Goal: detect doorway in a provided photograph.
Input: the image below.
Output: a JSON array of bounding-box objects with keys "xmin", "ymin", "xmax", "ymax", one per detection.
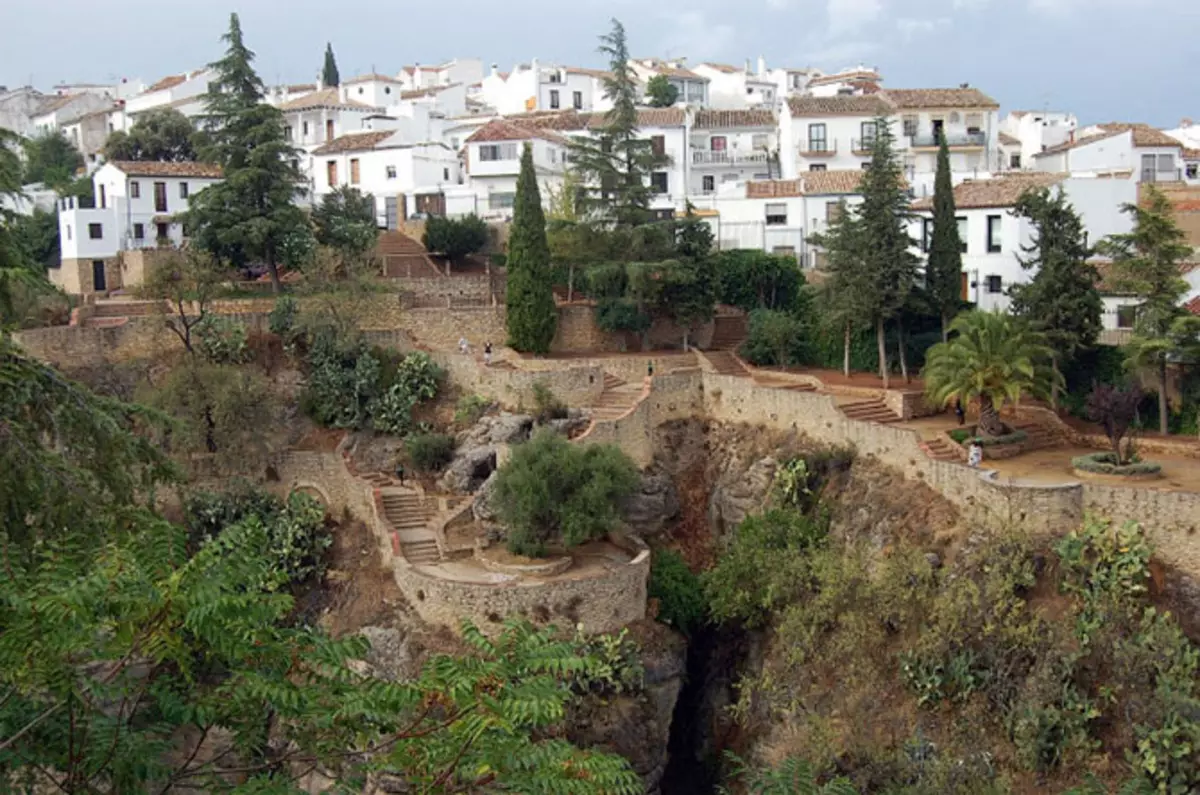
[
  {"xmin": 154, "ymin": 181, "xmax": 168, "ymax": 213},
  {"xmin": 92, "ymin": 260, "xmax": 107, "ymax": 292}
]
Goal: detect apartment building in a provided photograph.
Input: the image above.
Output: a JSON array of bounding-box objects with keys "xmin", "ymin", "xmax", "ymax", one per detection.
[
  {"xmin": 999, "ymin": 110, "xmax": 1078, "ymax": 170},
  {"xmin": 693, "ymin": 60, "xmax": 777, "ymax": 110},
  {"xmin": 885, "ymin": 87, "xmax": 1001, "ymax": 179},
  {"xmin": 690, "ymin": 109, "xmax": 778, "ymax": 195},
  {"xmin": 1033, "ymin": 123, "xmax": 1185, "ymax": 183},
  {"xmin": 278, "ymin": 87, "xmax": 381, "ymax": 151},
  {"xmin": 458, "ymin": 118, "xmax": 571, "ymax": 218},
  {"xmin": 779, "ymin": 94, "xmax": 895, "ymax": 176},
  {"xmin": 629, "ymin": 59, "xmax": 709, "ymax": 107},
  {"xmin": 479, "ymin": 61, "xmax": 612, "ymax": 115}
]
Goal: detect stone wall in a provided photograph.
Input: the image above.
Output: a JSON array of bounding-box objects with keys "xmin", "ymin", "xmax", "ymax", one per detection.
[
  {"xmin": 13, "ymin": 317, "xmax": 177, "ymax": 368},
  {"xmin": 551, "ymin": 303, "xmax": 717, "ymax": 355},
  {"xmin": 517, "ymin": 352, "xmax": 699, "ymax": 384},
  {"xmin": 396, "ymin": 275, "xmax": 500, "ymax": 308},
  {"xmin": 436, "ymin": 353, "xmax": 605, "ymax": 408}
]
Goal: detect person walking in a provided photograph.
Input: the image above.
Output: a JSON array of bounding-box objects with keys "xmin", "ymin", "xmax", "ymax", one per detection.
[
  {"xmin": 647, "ymin": 360, "xmax": 655, "ymax": 378},
  {"xmin": 954, "ymin": 398, "xmax": 965, "ymax": 426},
  {"xmin": 967, "ymin": 440, "xmax": 983, "ymax": 469},
  {"xmin": 394, "ymin": 459, "xmax": 406, "ymax": 485},
  {"xmin": 483, "ymin": 341, "xmax": 493, "ymax": 366},
  {"xmin": 458, "ymin": 336, "xmax": 469, "ymax": 355}
]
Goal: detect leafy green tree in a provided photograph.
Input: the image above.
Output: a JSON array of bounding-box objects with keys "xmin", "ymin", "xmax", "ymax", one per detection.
[
  {"xmin": 102, "ymin": 107, "xmax": 200, "ymax": 162},
  {"xmin": 0, "ymin": 131, "xmax": 55, "ymax": 327},
  {"xmin": 1009, "ymin": 186, "xmax": 1101, "ymax": 408},
  {"xmin": 0, "ymin": 335, "xmax": 640, "ymax": 794},
  {"xmin": 21, "ymin": 130, "xmax": 84, "ymax": 192},
  {"xmin": 187, "ymin": 13, "xmax": 311, "ymax": 291},
  {"xmin": 322, "ymin": 41, "xmax": 340, "ymax": 86},
  {"xmin": 313, "ymin": 185, "xmax": 378, "ymax": 263},
  {"xmin": 648, "ymin": 549, "xmax": 706, "ymax": 635},
  {"xmin": 675, "ymin": 202, "xmax": 714, "ymax": 261},
  {"xmin": 808, "ymin": 200, "xmax": 872, "ymax": 376},
  {"xmin": 922, "ymin": 310, "xmax": 1062, "ymax": 437},
  {"xmin": 493, "ymin": 429, "xmax": 639, "ymax": 558},
  {"xmin": 645, "ymin": 74, "xmax": 679, "ymax": 107},
  {"xmin": 506, "ymin": 143, "xmax": 557, "ymax": 354},
  {"xmin": 10, "ymin": 208, "xmax": 60, "ymax": 271},
  {"xmin": 422, "ymin": 213, "xmax": 489, "ymax": 263},
  {"xmin": 740, "ymin": 308, "xmax": 809, "ymax": 368},
  {"xmin": 1085, "ymin": 382, "xmax": 1143, "ymax": 463},
  {"xmin": 926, "ymin": 130, "xmax": 964, "ymax": 341},
  {"xmin": 713, "ymin": 249, "xmax": 804, "ymax": 312},
  {"xmin": 1097, "ymin": 186, "xmax": 1196, "ymax": 434},
  {"xmin": 569, "ymin": 18, "xmax": 667, "ymax": 226},
  {"xmin": 661, "ymin": 257, "xmax": 714, "ymax": 349}
]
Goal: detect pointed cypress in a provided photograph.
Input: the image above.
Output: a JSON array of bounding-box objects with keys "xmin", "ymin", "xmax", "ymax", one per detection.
[
  {"xmin": 506, "ymin": 143, "xmax": 557, "ymax": 353},
  {"xmin": 927, "ymin": 130, "xmax": 964, "ymax": 341}
]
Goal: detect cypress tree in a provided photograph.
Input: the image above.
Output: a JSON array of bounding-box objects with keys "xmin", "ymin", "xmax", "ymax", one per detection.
[
  {"xmin": 322, "ymin": 43, "xmax": 340, "ymax": 87},
  {"xmin": 927, "ymin": 130, "xmax": 963, "ymax": 341},
  {"xmin": 506, "ymin": 143, "xmax": 557, "ymax": 354}
]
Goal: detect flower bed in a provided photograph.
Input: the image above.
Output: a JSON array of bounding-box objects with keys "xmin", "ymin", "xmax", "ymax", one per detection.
[
  {"xmin": 945, "ymin": 427, "xmax": 1029, "ymax": 460},
  {"xmin": 1071, "ymin": 451, "xmax": 1163, "ymax": 481}
]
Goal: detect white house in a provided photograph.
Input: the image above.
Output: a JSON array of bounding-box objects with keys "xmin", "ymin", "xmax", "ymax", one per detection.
[
  {"xmin": 123, "ymin": 69, "xmax": 213, "ymax": 119},
  {"xmin": 278, "ymin": 87, "xmax": 381, "ymax": 152},
  {"xmin": 689, "ymin": 109, "xmax": 778, "ymax": 195},
  {"xmin": 1032, "ymin": 123, "xmax": 1184, "ymax": 183},
  {"xmin": 629, "ymin": 59, "xmax": 709, "ymax": 107},
  {"xmin": 693, "ymin": 60, "xmax": 777, "ymax": 110},
  {"xmin": 399, "ymin": 59, "xmax": 484, "ymax": 92},
  {"xmin": 883, "ymin": 87, "xmax": 1001, "ymax": 180},
  {"xmin": 0, "ymin": 87, "xmax": 49, "ymax": 137},
  {"xmin": 54, "ymin": 160, "xmax": 222, "ymax": 295},
  {"xmin": 805, "ymin": 67, "xmax": 883, "ymax": 97},
  {"xmin": 309, "ymin": 130, "xmax": 460, "ymax": 226},
  {"xmin": 1095, "ymin": 260, "xmax": 1200, "ymax": 336},
  {"xmin": 60, "ymin": 108, "xmax": 115, "ymax": 166},
  {"xmin": 779, "ymin": 94, "xmax": 895, "ymax": 176},
  {"xmin": 478, "ymin": 61, "xmax": 612, "ymax": 116},
  {"xmin": 999, "ymin": 110, "xmax": 1078, "ymax": 171},
  {"xmin": 461, "ymin": 118, "xmax": 571, "ymax": 218},
  {"xmin": 29, "ymin": 93, "xmax": 114, "ymax": 135},
  {"xmin": 909, "ymin": 172, "xmax": 1136, "ymax": 312}
]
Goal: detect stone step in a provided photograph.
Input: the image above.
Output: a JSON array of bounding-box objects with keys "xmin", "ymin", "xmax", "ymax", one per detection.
[
  {"xmin": 841, "ymin": 401, "xmax": 902, "ymax": 424},
  {"xmin": 400, "ymin": 540, "xmax": 440, "ymax": 564},
  {"xmin": 603, "ymin": 373, "xmax": 626, "ymax": 389}
]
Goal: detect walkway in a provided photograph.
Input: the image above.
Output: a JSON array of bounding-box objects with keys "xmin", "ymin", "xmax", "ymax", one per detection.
[{"xmin": 589, "ymin": 373, "xmax": 647, "ymax": 421}]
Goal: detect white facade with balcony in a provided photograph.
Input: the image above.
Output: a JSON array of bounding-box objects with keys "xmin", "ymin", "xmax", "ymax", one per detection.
[
  {"xmin": 689, "ymin": 109, "xmax": 778, "ymax": 196},
  {"xmin": 779, "ymin": 95, "xmax": 894, "ymax": 177},
  {"xmin": 1033, "ymin": 125, "xmax": 1184, "ymax": 184},
  {"xmin": 461, "ymin": 122, "xmax": 569, "ymax": 219}
]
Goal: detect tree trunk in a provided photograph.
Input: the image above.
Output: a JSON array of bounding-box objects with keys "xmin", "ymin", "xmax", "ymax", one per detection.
[
  {"xmin": 567, "ymin": 264, "xmax": 575, "ymax": 303},
  {"xmin": 896, "ymin": 317, "xmax": 910, "ymax": 383},
  {"xmin": 978, "ymin": 396, "xmax": 1005, "ymax": 437},
  {"xmin": 1049, "ymin": 356, "xmax": 1061, "ymax": 411},
  {"xmin": 843, "ymin": 321, "xmax": 851, "ymax": 377},
  {"xmin": 941, "ymin": 311, "xmax": 949, "ymax": 343},
  {"xmin": 876, "ymin": 317, "xmax": 889, "ymax": 390},
  {"xmin": 1158, "ymin": 359, "xmax": 1169, "ymax": 436},
  {"xmin": 266, "ymin": 246, "xmax": 282, "ymax": 294}
]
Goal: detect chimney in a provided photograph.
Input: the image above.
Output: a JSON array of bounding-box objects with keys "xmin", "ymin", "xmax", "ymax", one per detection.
[
  {"xmin": 415, "ymin": 62, "xmax": 423, "ymax": 84},
  {"xmin": 757, "ymin": 56, "xmax": 766, "ymax": 76},
  {"xmin": 490, "ymin": 63, "xmax": 499, "ymax": 78},
  {"xmin": 1069, "ymin": 130, "xmax": 1075, "ymax": 144},
  {"xmin": 317, "ymin": 74, "xmax": 325, "ymax": 91},
  {"xmin": 531, "ymin": 57, "xmax": 540, "ymax": 78},
  {"xmin": 745, "ymin": 58, "xmax": 752, "ymax": 74}
]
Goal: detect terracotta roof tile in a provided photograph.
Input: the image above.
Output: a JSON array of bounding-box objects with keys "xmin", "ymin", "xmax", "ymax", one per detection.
[
  {"xmin": 1185, "ymin": 295, "xmax": 1200, "ymax": 315},
  {"xmin": 881, "ymin": 87, "xmax": 998, "ymax": 109},
  {"xmin": 287, "ymin": 83, "xmax": 316, "ymax": 93},
  {"xmin": 465, "ymin": 119, "xmax": 569, "ymax": 145},
  {"xmin": 698, "ymin": 62, "xmax": 741, "ymax": 74},
  {"xmin": 279, "ymin": 88, "xmax": 378, "ymax": 112},
  {"xmin": 144, "ymin": 74, "xmax": 188, "ymax": 93},
  {"xmin": 746, "ymin": 170, "xmax": 866, "ymax": 198},
  {"xmin": 35, "ymin": 94, "xmax": 84, "ymax": 115},
  {"xmin": 399, "ymin": 83, "xmax": 459, "ymax": 100},
  {"xmin": 911, "ymin": 173, "xmax": 1067, "ymax": 210},
  {"xmin": 807, "ymin": 70, "xmax": 881, "ymax": 87},
  {"xmin": 999, "ymin": 132, "xmax": 1021, "ymax": 146},
  {"xmin": 311, "ymin": 131, "xmax": 396, "ymax": 155},
  {"xmin": 565, "ymin": 67, "xmax": 613, "ymax": 80},
  {"xmin": 636, "ymin": 59, "xmax": 707, "ymax": 81},
  {"xmin": 514, "ymin": 110, "xmax": 590, "ymax": 131},
  {"xmin": 1183, "ymin": 148, "xmax": 1200, "ymax": 160},
  {"xmin": 786, "ymin": 94, "xmax": 893, "ymax": 117},
  {"xmin": 110, "ymin": 161, "xmax": 222, "ymax": 179},
  {"xmin": 694, "ymin": 108, "xmax": 777, "ymax": 129},
  {"xmin": 585, "ymin": 107, "xmax": 686, "ymax": 129},
  {"xmin": 1035, "ymin": 124, "xmax": 1182, "ymax": 158},
  {"xmin": 343, "ymin": 72, "xmax": 403, "ymax": 85}
]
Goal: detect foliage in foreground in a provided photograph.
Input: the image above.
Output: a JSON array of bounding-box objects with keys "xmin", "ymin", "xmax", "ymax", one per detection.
[
  {"xmin": 648, "ymin": 548, "xmax": 707, "ymax": 636},
  {"xmin": 492, "ymin": 429, "xmax": 639, "ymax": 557}
]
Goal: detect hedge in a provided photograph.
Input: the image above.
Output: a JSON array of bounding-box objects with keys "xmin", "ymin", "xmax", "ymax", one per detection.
[
  {"xmin": 957, "ymin": 429, "xmax": 1028, "ymax": 447},
  {"xmin": 1071, "ymin": 451, "xmax": 1162, "ymax": 476}
]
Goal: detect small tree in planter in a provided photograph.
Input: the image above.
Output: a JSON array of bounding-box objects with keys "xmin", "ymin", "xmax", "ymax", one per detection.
[{"xmin": 1085, "ymin": 382, "xmax": 1143, "ymax": 464}]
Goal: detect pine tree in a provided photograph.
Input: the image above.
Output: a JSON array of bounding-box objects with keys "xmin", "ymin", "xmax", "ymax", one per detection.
[
  {"xmin": 569, "ymin": 19, "xmax": 666, "ymax": 226},
  {"xmin": 506, "ymin": 143, "xmax": 557, "ymax": 354},
  {"xmin": 322, "ymin": 42, "xmax": 340, "ymax": 87},
  {"xmin": 187, "ymin": 13, "xmax": 311, "ymax": 292},
  {"xmin": 1009, "ymin": 186, "xmax": 1101, "ymax": 408},
  {"xmin": 809, "ymin": 199, "xmax": 870, "ymax": 376},
  {"xmin": 927, "ymin": 130, "xmax": 963, "ymax": 341}
]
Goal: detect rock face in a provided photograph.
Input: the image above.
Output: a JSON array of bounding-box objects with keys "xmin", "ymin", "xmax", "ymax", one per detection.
[
  {"xmin": 438, "ymin": 445, "xmax": 498, "ymax": 493},
  {"xmin": 623, "ymin": 470, "xmax": 681, "ymax": 538},
  {"xmin": 708, "ymin": 456, "xmax": 777, "ymax": 537},
  {"xmin": 459, "ymin": 412, "xmax": 534, "ymax": 448},
  {"xmin": 472, "ymin": 470, "xmax": 500, "ymax": 523},
  {"xmin": 355, "ymin": 626, "xmax": 420, "ymax": 682}
]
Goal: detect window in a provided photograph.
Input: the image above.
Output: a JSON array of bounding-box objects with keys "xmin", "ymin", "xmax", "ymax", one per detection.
[
  {"xmin": 751, "ymin": 133, "xmax": 768, "ymax": 150},
  {"xmin": 1187, "ymin": 163, "xmax": 1199, "ymax": 179},
  {"xmin": 129, "ymin": 181, "xmax": 141, "ymax": 198},
  {"xmin": 685, "ymin": 82, "xmax": 704, "ymax": 103},
  {"xmin": 1010, "ymin": 153, "xmax": 1022, "ymax": 169},
  {"xmin": 1117, "ymin": 305, "xmax": 1137, "ymax": 329},
  {"xmin": 350, "ymin": 158, "xmax": 361, "ymax": 184},
  {"xmin": 702, "ymin": 175, "xmax": 715, "ymax": 193},
  {"xmin": 650, "ymin": 172, "xmax": 668, "ymax": 194},
  {"xmin": 479, "ymin": 143, "xmax": 517, "ymax": 161},
  {"xmin": 549, "ymin": 89, "xmax": 560, "ymax": 109},
  {"xmin": 765, "ymin": 202, "xmax": 787, "ymax": 225},
  {"xmin": 157, "ymin": 222, "xmax": 169, "ymax": 240},
  {"xmin": 358, "ymin": 87, "xmax": 364, "ymax": 94},
  {"xmin": 385, "ymin": 165, "xmax": 397, "ymax": 179},
  {"xmin": 88, "ymin": 222, "xmax": 103, "ymax": 239},
  {"xmin": 284, "ymin": 125, "xmax": 293, "ymax": 141},
  {"xmin": 573, "ymin": 91, "xmax": 583, "ymax": 110},
  {"xmin": 985, "ymin": 275, "xmax": 1003, "ymax": 294},
  {"xmin": 1157, "ymin": 154, "xmax": 1175, "ymax": 173},
  {"xmin": 860, "ymin": 120, "xmax": 877, "ymax": 146},
  {"xmin": 861, "ymin": 162, "xmax": 872, "ymax": 170},
  {"xmin": 325, "ymin": 119, "xmax": 335, "ymax": 140},
  {"xmin": 986, "ymin": 215, "xmax": 1002, "ymax": 253},
  {"xmin": 807, "ymin": 123, "xmax": 827, "ymax": 151},
  {"xmin": 99, "ymin": 184, "xmax": 106, "ymax": 209},
  {"xmin": 153, "ymin": 182, "xmax": 167, "ymax": 213},
  {"xmin": 66, "ymin": 225, "xmax": 72, "ymax": 241},
  {"xmin": 384, "ymin": 86, "xmax": 391, "ymax": 95},
  {"xmin": 133, "ymin": 223, "xmax": 144, "ymax": 240},
  {"xmin": 903, "ymin": 115, "xmax": 918, "ymax": 137},
  {"xmin": 957, "ymin": 217, "xmax": 968, "ymax": 253},
  {"xmin": 179, "ymin": 182, "xmax": 189, "ymax": 199},
  {"xmin": 302, "ymin": 121, "xmax": 309, "ymax": 136},
  {"xmin": 652, "ymin": 208, "xmax": 676, "ymax": 222},
  {"xmin": 443, "ymin": 167, "xmax": 450, "ymax": 180},
  {"xmin": 825, "ymin": 201, "xmax": 843, "ymax": 222},
  {"xmin": 710, "ymin": 135, "xmax": 727, "ymax": 152},
  {"xmin": 650, "ymin": 135, "xmax": 665, "ymax": 157},
  {"xmin": 326, "ymin": 160, "xmax": 338, "ymax": 186},
  {"xmin": 965, "ymin": 113, "xmax": 983, "ymax": 133},
  {"xmin": 809, "ymin": 164, "xmax": 827, "ymax": 172},
  {"xmin": 489, "ymin": 192, "xmax": 515, "ymax": 210}
]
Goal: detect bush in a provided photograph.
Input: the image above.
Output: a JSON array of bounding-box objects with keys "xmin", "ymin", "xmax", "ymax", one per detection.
[
  {"xmin": 194, "ymin": 315, "xmax": 250, "ymax": 364},
  {"xmin": 532, "ymin": 381, "xmax": 568, "ymax": 423},
  {"xmin": 959, "ymin": 429, "xmax": 1028, "ymax": 447},
  {"xmin": 268, "ymin": 294, "xmax": 298, "ymax": 338},
  {"xmin": 492, "ymin": 430, "xmax": 639, "ymax": 558},
  {"xmin": 455, "ymin": 393, "xmax": 493, "ymax": 426},
  {"xmin": 648, "ymin": 549, "xmax": 707, "ymax": 635},
  {"xmin": 423, "ymin": 214, "xmax": 489, "ymax": 261},
  {"xmin": 373, "ymin": 351, "xmax": 443, "ymax": 435},
  {"xmin": 406, "ymin": 433, "xmax": 457, "ymax": 473},
  {"xmin": 1070, "ymin": 451, "xmax": 1162, "ymax": 476},
  {"xmin": 739, "ymin": 309, "xmax": 811, "ymax": 368}
]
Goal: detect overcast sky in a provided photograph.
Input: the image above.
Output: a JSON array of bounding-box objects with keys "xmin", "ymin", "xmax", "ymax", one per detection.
[{"xmin": 1, "ymin": 0, "xmax": 1196, "ymax": 127}]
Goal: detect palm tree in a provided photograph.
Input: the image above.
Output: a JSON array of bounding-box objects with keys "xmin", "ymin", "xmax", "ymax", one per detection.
[{"xmin": 922, "ymin": 310, "xmax": 1062, "ymax": 438}]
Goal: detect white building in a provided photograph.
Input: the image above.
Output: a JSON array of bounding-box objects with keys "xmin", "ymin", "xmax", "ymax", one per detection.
[
  {"xmin": 1096, "ymin": 260, "xmax": 1200, "ymax": 335},
  {"xmin": 123, "ymin": 69, "xmax": 213, "ymax": 120},
  {"xmin": 399, "ymin": 59, "xmax": 484, "ymax": 92},
  {"xmin": 884, "ymin": 87, "xmax": 1001, "ymax": 180},
  {"xmin": 29, "ymin": 93, "xmax": 114, "ymax": 135},
  {"xmin": 278, "ymin": 87, "xmax": 381, "ymax": 151},
  {"xmin": 690, "ymin": 109, "xmax": 778, "ymax": 195},
  {"xmin": 308, "ymin": 129, "xmax": 460, "ymax": 226},
  {"xmin": 909, "ymin": 172, "xmax": 1136, "ymax": 312},
  {"xmin": 693, "ymin": 60, "xmax": 777, "ymax": 110},
  {"xmin": 1032, "ymin": 123, "xmax": 1184, "ymax": 183},
  {"xmin": 0, "ymin": 87, "xmax": 48, "ymax": 136},
  {"xmin": 805, "ymin": 67, "xmax": 882, "ymax": 97},
  {"xmin": 460, "ymin": 118, "xmax": 571, "ymax": 219},
  {"xmin": 780, "ymin": 94, "xmax": 895, "ymax": 176},
  {"xmin": 1164, "ymin": 119, "xmax": 1200, "ymax": 151},
  {"xmin": 478, "ymin": 61, "xmax": 612, "ymax": 115},
  {"xmin": 999, "ymin": 110, "xmax": 1078, "ymax": 171},
  {"xmin": 629, "ymin": 59, "xmax": 709, "ymax": 107},
  {"xmin": 60, "ymin": 108, "xmax": 115, "ymax": 166},
  {"xmin": 54, "ymin": 160, "xmax": 222, "ymax": 295}
]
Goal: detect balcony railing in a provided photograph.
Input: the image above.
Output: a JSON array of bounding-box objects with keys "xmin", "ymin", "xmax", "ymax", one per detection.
[
  {"xmin": 1142, "ymin": 168, "xmax": 1183, "ymax": 183},
  {"xmin": 692, "ymin": 150, "xmax": 770, "ymax": 167},
  {"xmin": 799, "ymin": 140, "xmax": 837, "ymax": 156},
  {"xmin": 910, "ymin": 131, "xmax": 987, "ymax": 148}
]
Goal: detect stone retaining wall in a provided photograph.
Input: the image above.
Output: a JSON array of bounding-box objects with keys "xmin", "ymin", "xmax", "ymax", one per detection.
[{"xmin": 435, "ymin": 353, "xmax": 606, "ymax": 409}]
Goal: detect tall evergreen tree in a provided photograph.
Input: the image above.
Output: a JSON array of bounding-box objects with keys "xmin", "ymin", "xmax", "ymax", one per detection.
[
  {"xmin": 506, "ymin": 143, "xmax": 557, "ymax": 354},
  {"xmin": 858, "ymin": 115, "xmax": 919, "ymax": 387},
  {"xmin": 808, "ymin": 200, "xmax": 870, "ymax": 376},
  {"xmin": 187, "ymin": 13, "xmax": 311, "ymax": 292},
  {"xmin": 322, "ymin": 42, "xmax": 340, "ymax": 87},
  {"xmin": 926, "ymin": 130, "xmax": 963, "ymax": 341},
  {"xmin": 568, "ymin": 19, "xmax": 666, "ymax": 226},
  {"xmin": 1009, "ymin": 186, "xmax": 1101, "ymax": 407},
  {"xmin": 1097, "ymin": 186, "xmax": 1198, "ymax": 434}
]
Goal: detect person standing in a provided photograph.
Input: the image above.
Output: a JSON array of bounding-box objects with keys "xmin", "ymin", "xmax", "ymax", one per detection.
[
  {"xmin": 967, "ymin": 440, "xmax": 983, "ymax": 469},
  {"xmin": 394, "ymin": 459, "xmax": 406, "ymax": 485},
  {"xmin": 458, "ymin": 336, "xmax": 469, "ymax": 355},
  {"xmin": 483, "ymin": 341, "xmax": 493, "ymax": 366},
  {"xmin": 954, "ymin": 398, "xmax": 965, "ymax": 426}
]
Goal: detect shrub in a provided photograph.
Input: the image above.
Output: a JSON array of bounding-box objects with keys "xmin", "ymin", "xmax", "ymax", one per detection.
[
  {"xmin": 492, "ymin": 430, "xmax": 639, "ymax": 558},
  {"xmin": 423, "ymin": 214, "xmax": 488, "ymax": 262},
  {"xmin": 372, "ymin": 351, "xmax": 443, "ymax": 435},
  {"xmin": 268, "ymin": 294, "xmax": 298, "ymax": 338},
  {"xmin": 406, "ymin": 433, "xmax": 457, "ymax": 473},
  {"xmin": 532, "ymin": 381, "xmax": 568, "ymax": 423},
  {"xmin": 1071, "ymin": 451, "xmax": 1162, "ymax": 476},
  {"xmin": 958, "ymin": 429, "xmax": 1028, "ymax": 447},
  {"xmin": 455, "ymin": 393, "xmax": 493, "ymax": 426},
  {"xmin": 648, "ymin": 549, "xmax": 707, "ymax": 635},
  {"xmin": 194, "ymin": 315, "xmax": 250, "ymax": 364},
  {"xmin": 739, "ymin": 309, "xmax": 811, "ymax": 368}
]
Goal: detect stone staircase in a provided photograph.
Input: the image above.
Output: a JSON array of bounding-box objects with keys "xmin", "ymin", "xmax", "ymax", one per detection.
[
  {"xmin": 378, "ymin": 231, "xmax": 442, "ymax": 278},
  {"xmin": 81, "ymin": 299, "xmax": 163, "ymax": 327},
  {"xmin": 839, "ymin": 398, "xmax": 902, "ymax": 425},
  {"xmin": 379, "ymin": 487, "xmax": 440, "ymax": 564},
  {"xmin": 704, "ymin": 350, "xmax": 750, "ymax": 377},
  {"xmin": 708, "ymin": 315, "xmax": 747, "ymax": 350},
  {"xmin": 590, "ymin": 374, "xmax": 644, "ymax": 421},
  {"xmin": 921, "ymin": 435, "xmax": 963, "ymax": 462},
  {"xmin": 1010, "ymin": 420, "xmax": 1061, "ymax": 452}
]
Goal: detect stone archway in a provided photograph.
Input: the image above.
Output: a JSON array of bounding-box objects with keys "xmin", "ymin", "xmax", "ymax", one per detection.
[{"xmin": 289, "ymin": 481, "xmax": 332, "ymax": 515}]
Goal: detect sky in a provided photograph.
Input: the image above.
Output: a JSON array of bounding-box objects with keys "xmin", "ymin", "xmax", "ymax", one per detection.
[{"xmin": 1, "ymin": 0, "xmax": 1197, "ymax": 127}]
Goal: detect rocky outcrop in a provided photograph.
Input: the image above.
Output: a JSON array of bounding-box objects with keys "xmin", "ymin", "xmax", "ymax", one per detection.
[
  {"xmin": 459, "ymin": 412, "xmax": 534, "ymax": 448},
  {"xmin": 708, "ymin": 456, "xmax": 777, "ymax": 537},
  {"xmin": 623, "ymin": 470, "xmax": 681, "ymax": 538},
  {"xmin": 438, "ymin": 445, "xmax": 497, "ymax": 493}
]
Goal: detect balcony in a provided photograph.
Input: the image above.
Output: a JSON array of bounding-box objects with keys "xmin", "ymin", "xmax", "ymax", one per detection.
[
  {"xmin": 910, "ymin": 131, "xmax": 987, "ymax": 149},
  {"xmin": 799, "ymin": 140, "xmax": 837, "ymax": 157},
  {"xmin": 692, "ymin": 150, "xmax": 770, "ymax": 168}
]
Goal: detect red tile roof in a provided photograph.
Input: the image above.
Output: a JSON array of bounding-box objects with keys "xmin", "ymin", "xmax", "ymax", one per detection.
[
  {"xmin": 311, "ymin": 131, "xmax": 396, "ymax": 155},
  {"xmin": 465, "ymin": 119, "xmax": 569, "ymax": 145},
  {"xmin": 694, "ymin": 108, "xmax": 777, "ymax": 129},
  {"xmin": 911, "ymin": 173, "xmax": 1067, "ymax": 210},
  {"xmin": 787, "ymin": 95, "xmax": 893, "ymax": 117},
  {"xmin": 746, "ymin": 170, "xmax": 866, "ymax": 198},
  {"xmin": 1036, "ymin": 124, "xmax": 1182, "ymax": 158},
  {"xmin": 144, "ymin": 74, "xmax": 188, "ymax": 93},
  {"xmin": 344, "ymin": 72, "xmax": 404, "ymax": 85},
  {"xmin": 584, "ymin": 107, "xmax": 687, "ymax": 129},
  {"xmin": 110, "ymin": 161, "xmax": 222, "ymax": 179},
  {"xmin": 1185, "ymin": 295, "xmax": 1200, "ymax": 315},
  {"xmin": 279, "ymin": 88, "xmax": 377, "ymax": 112},
  {"xmin": 807, "ymin": 70, "xmax": 881, "ymax": 87},
  {"xmin": 998, "ymin": 132, "xmax": 1021, "ymax": 146},
  {"xmin": 881, "ymin": 87, "xmax": 998, "ymax": 109}
]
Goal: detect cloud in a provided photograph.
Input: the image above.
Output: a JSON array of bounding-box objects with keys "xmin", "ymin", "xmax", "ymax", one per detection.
[
  {"xmin": 656, "ymin": 10, "xmax": 737, "ymax": 60},
  {"xmin": 804, "ymin": 39, "xmax": 880, "ymax": 66},
  {"xmin": 827, "ymin": 0, "xmax": 884, "ymax": 35},
  {"xmin": 896, "ymin": 16, "xmax": 951, "ymax": 40},
  {"xmin": 952, "ymin": 0, "xmax": 990, "ymax": 8}
]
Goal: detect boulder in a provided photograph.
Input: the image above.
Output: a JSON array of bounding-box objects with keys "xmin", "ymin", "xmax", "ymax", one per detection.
[
  {"xmin": 547, "ymin": 415, "xmax": 591, "ymax": 438},
  {"xmin": 708, "ymin": 456, "xmax": 777, "ymax": 537},
  {"xmin": 356, "ymin": 626, "xmax": 419, "ymax": 682},
  {"xmin": 459, "ymin": 412, "xmax": 534, "ymax": 448},
  {"xmin": 622, "ymin": 470, "xmax": 681, "ymax": 538},
  {"xmin": 472, "ymin": 470, "xmax": 500, "ymax": 523},
  {"xmin": 438, "ymin": 445, "xmax": 498, "ymax": 493}
]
